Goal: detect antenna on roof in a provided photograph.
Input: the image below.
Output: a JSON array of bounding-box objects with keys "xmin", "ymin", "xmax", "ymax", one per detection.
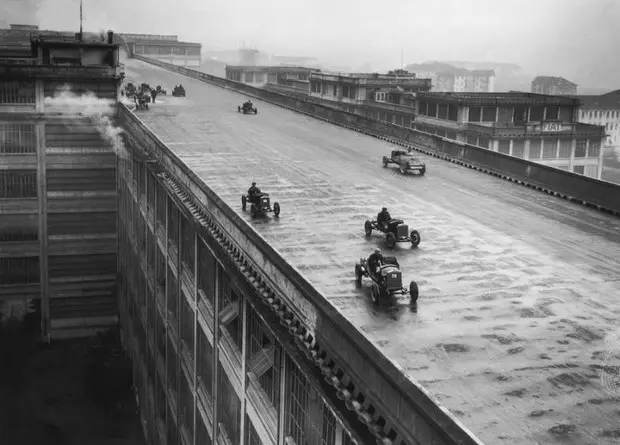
[{"xmin": 79, "ymin": 0, "xmax": 83, "ymax": 41}]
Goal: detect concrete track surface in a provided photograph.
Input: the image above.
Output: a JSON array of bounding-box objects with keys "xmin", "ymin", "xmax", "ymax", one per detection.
[{"xmin": 121, "ymin": 58, "xmax": 620, "ymax": 445}]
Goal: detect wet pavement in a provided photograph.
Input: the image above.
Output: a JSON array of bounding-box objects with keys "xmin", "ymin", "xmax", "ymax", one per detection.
[{"xmin": 121, "ymin": 58, "xmax": 620, "ymax": 445}]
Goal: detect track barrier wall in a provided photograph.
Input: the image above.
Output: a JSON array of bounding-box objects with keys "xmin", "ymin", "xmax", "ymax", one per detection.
[
  {"xmin": 133, "ymin": 54, "xmax": 620, "ymax": 216},
  {"xmin": 117, "ymin": 102, "xmax": 487, "ymax": 445}
]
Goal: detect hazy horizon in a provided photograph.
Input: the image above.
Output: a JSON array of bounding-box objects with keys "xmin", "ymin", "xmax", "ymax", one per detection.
[{"xmin": 1, "ymin": 0, "xmax": 618, "ymax": 89}]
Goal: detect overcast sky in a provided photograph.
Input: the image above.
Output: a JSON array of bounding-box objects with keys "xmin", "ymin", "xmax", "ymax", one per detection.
[{"xmin": 2, "ymin": 0, "xmax": 619, "ymax": 88}]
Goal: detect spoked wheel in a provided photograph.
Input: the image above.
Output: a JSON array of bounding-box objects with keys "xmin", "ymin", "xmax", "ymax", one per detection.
[
  {"xmin": 409, "ymin": 281, "xmax": 419, "ymax": 303},
  {"xmin": 241, "ymin": 195, "xmax": 247, "ymax": 211},
  {"xmin": 371, "ymin": 283, "xmax": 381, "ymax": 304},
  {"xmin": 355, "ymin": 264, "xmax": 363, "ymax": 283},
  {"xmin": 273, "ymin": 202, "xmax": 281, "ymax": 217},
  {"xmin": 386, "ymin": 232, "xmax": 396, "ymax": 249},
  {"xmin": 410, "ymin": 230, "xmax": 421, "ymax": 248},
  {"xmin": 364, "ymin": 220, "xmax": 373, "ymax": 236}
]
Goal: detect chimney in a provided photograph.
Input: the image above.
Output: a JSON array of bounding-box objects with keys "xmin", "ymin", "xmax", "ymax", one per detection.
[{"xmin": 107, "ymin": 30, "xmax": 114, "ymax": 44}]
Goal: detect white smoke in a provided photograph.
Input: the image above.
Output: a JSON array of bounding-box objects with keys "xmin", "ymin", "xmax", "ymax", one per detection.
[{"xmin": 44, "ymin": 84, "xmax": 128, "ymax": 159}]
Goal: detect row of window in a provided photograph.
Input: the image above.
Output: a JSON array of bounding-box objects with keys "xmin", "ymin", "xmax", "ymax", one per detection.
[
  {"xmin": 0, "ymin": 170, "xmax": 37, "ymax": 198},
  {"xmin": 418, "ymin": 102, "xmax": 574, "ymax": 124},
  {"xmin": 117, "ymin": 161, "xmax": 364, "ymax": 445},
  {"xmin": 0, "ymin": 123, "xmax": 37, "ymax": 154},
  {"xmin": 581, "ymin": 109, "xmax": 620, "ymax": 120},
  {"xmin": 0, "ymin": 81, "xmax": 36, "ymax": 105}
]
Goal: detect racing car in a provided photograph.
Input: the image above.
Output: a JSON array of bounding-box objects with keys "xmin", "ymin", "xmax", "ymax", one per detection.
[
  {"xmin": 383, "ymin": 149, "xmax": 426, "ymax": 175},
  {"xmin": 156, "ymin": 85, "xmax": 167, "ymax": 95},
  {"xmin": 355, "ymin": 256, "xmax": 419, "ymax": 304},
  {"xmin": 238, "ymin": 100, "xmax": 258, "ymax": 114},
  {"xmin": 172, "ymin": 85, "xmax": 186, "ymax": 97},
  {"xmin": 241, "ymin": 192, "xmax": 280, "ymax": 218},
  {"xmin": 364, "ymin": 218, "xmax": 421, "ymax": 248}
]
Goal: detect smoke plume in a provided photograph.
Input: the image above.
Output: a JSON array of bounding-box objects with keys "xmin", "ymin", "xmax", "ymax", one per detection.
[{"xmin": 44, "ymin": 84, "xmax": 128, "ymax": 159}]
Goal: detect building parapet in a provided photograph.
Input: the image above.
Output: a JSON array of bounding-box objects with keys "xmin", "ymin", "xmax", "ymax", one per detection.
[
  {"xmin": 463, "ymin": 120, "xmax": 607, "ymax": 138},
  {"xmin": 0, "ymin": 64, "xmax": 123, "ymax": 80}
]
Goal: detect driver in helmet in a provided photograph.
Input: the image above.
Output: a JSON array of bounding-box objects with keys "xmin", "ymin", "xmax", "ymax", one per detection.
[
  {"xmin": 377, "ymin": 207, "xmax": 391, "ymax": 230},
  {"xmin": 368, "ymin": 248, "xmax": 384, "ymax": 275},
  {"xmin": 248, "ymin": 182, "xmax": 261, "ymax": 199}
]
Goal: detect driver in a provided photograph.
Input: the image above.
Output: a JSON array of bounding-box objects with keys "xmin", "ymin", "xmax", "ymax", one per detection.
[
  {"xmin": 368, "ymin": 248, "xmax": 384, "ymax": 275},
  {"xmin": 248, "ymin": 182, "xmax": 261, "ymax": 198},
  {"xmin": 377, "ymin": 207, "xmax": 391, "ymax": 230}
]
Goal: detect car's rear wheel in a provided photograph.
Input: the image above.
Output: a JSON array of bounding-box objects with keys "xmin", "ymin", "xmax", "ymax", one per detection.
[
  {"xmin": 355, "ymin": 264, "xmax": 363, "ymax": 283},
  {"xmin": 386, "ymin": 232, "xmax": 396, "ymax": 248},
  {"xmin": 241, "ymin": 195, "xmax": 247, "ymax": 211},
  {"xmin": 419, "ymin": 166, "xmax": 426, "ymax": 176},
  {"xmin": 273, "ymin": 202, "xmax": 280, "ymax": 217},
  {"xmin": 410, "ymin": 230, "xmax": 421, "ymax": 248},
  {"xmin": 409, "ymin": 281, "xmax": 419, "ymax": 303},
  {"xmin": 364, "ymin": 220, "xmax": 373, "ymax": 236},
  {"xmin": 371, "ymin": 283, "xmax": 381, "ymax": 304}
]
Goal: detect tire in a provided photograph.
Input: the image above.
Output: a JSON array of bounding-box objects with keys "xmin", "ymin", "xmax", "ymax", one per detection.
[
  {"xmin": 273, "ymin": 202, "xmax": 280, "ymax": 217},
  {"xmin": 238, "ymin": 106, "xmax": 241, "ymax": 112},
  {"xmin": 399, "ymin": 164, "xmax": 406, "ymax": 174},
  {"xmin": 410, "ymin": 230, "xmax": 421, "ymax": 248},
  {"xmin": 241, "ymin": 195, "xmax": 247, "ymax": 211},
  {"xmin": 409, "ymin": 281, "xmax": 419, "ymax": 303},
  {"xmin": 355, "ymin": 264, "xmax": 363, "ymax": 283},
  {"xmin": 250, "ymin": 203, "xmax": 258, "ymax": 218},
  {"xmin": 382, "ymin": 156, "xmax": 388, "ymax": 167},
  {"xmin": 364, "ymin": 220, "xmax": 373, "ymax": 236},
  {"xmin": 386, "ymin": 232, "xmax": 396, "ymax": 249},
  {"xmin": 419, "ymin": 166, "xmax": 426, "ymax": 176},
  {"xmin": 371, "ymin": 283, "xmax": 381, "ymax": 304},
  {"xmin": 254, "ymin": 108, "xmax": 258, "ymax": 114}
]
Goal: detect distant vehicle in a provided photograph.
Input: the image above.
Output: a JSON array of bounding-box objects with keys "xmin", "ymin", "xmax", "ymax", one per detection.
[
  {"xmin": 238, "ymin": 100, "xmax": 258, "ymax": 114},
  {"xmin": 383, "ymin": 149, "xmax": 426, "ymax": 175},
  {"xmin": 124, "ymin": 82, "xmax": 137, "ymax": 98},
  {"xmin": 172, "ymin": 85, "xmax": 186, "ymax": 97},
  {"xmin": 156, "ymin": 85, "xmax": 167, "ymax": 95},
  {"xmin": 355, "ymin": 255, "xmax": 419, "ymax": 304},
  {"xmin": 241, "ymin": 192, "xmax": 280, "ymax": 218},
  {"xmin": 135, "ymin": 95, "xmax": 149, "ymax": 111},
  {"xmin": 364, "ymin": 218, "xmax": 421, "ymax": 249}
]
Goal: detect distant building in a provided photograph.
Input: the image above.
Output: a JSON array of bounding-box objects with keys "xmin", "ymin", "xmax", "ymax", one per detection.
[
  {"xmin": 308, "ymin": 71, "xmax": 431, "ymax": 107},
  {"xmin": 531, "ymin": 76, "xmax": 577, "ymax": 96},
  {"xmin": 225, "ymin": 65, "xmax": 317, "ymax": 87},
  {"xmin": 415, "ymin": 92, "xmax": 606, "ymax": 178},
  {"xmin": 271, "ymin": 55, "xmax": 320, "ymax": 68},
  {"xmin": 119, "ymin": 34, "xmax": 201, "ymax": 68},
  {"xmin": 406, "ymin": 62, "xmax": 495, "ymax": 92},
  {"xmin": 577, "ymin": 89, "xmax": 620, "ymax": 148}
]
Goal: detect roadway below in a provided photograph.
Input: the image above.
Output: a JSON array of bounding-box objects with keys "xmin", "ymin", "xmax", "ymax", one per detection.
[{"xmin": 121, "ymin": 58, "xmax": 620, "ymax": 445}]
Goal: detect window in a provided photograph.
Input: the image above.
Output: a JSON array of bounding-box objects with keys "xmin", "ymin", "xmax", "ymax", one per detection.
[
  {"xmin": 197, "ymin": 326, "xmax": 214, "ymax": 397},
  {"xmin": 427, "ymin": 101, "xmax": 438, "ymax": 118},
  {"xmin": 438, "ymin": 103, "xmax": 448, "ymax": 119},
  {"xmin": 468, "ymin": 106, "xmax": 482, "ymax": 122},
  {"xmin": 575, "ymin": 139, "xmax": 587, "ymax": 157},
  {"xmin": 0, "ymin": 257, "xmax": 40, "ymax": 285},
  {"xmin": 0, "ymin": 81, "xmax": 36, "ymax": 104},
  {"xmin": 0, "ymin": 170, "xmax": 37, "ymax": 198},
  {"xmin": 558, "ymin": 139, "xmax": 572, "ymax": 158},
  {"xmin": 180, "ymin": 217, "xmax": 195, "ymax": 274},
  {"xmin": 418, "ymin": 100, "xmax": 427, "ymax": 116},
  {"xmin": 180, "ymin": 293, "xmax": 195, "ymax": 360},
  {"xmin": 573, "ymin": 165, "xmax": 585, "ymax": 175},
  {"xmin": 498, "ymin": 140, "xmax": 510, "ymax": 154},
  {"xmin": 478, "ymin": 137, "xmax": 490, "ymax": 149},
  {"xmin": 545, "ymin": 106, "xmax": 559, "ymax": 120},
  {"xmin": 542, "ymin": 140, "xmax": 557, "ymax": 159},
  {"xmin": 514, "ymin": 106, "xmax": 527, "ymax": 124},
  {"xmin": 512, "ymin": 140, "xmax": 525, "ymax": 158},
  {"xmin": 529, "ymin": 106, "xmax": 545, "ymax": 122},
  {"xmin": 217, "ymin": 363, "xmax": 241, "ymax": 445},
  {"xmin": 481, "ymin": 107, "xmax": 497, "ymax": 122},
  {"xmin": 529, "ymin": 139, "xmax": 542, "ymax": 159},
  {"xmin": 247, "ymin": 305, "xmax": 281, "ymax": 409},
  {"xmin": 447, "ymin": 104, "xmax": 458, "ymax": 121},
  {"xmin": 559, "ymin": 106, "xmax": 573, "ymax": 122},
  {"xmin": 0, "ymin": 123, "xmax": 36, "ymax": 154},
  {"xmin": 466, "ymin": 134, "xmax": 478, "ymax": 145},
  {"xmin": 588, "ymin": 140, "xmax": 601, "ymax": 158}
]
